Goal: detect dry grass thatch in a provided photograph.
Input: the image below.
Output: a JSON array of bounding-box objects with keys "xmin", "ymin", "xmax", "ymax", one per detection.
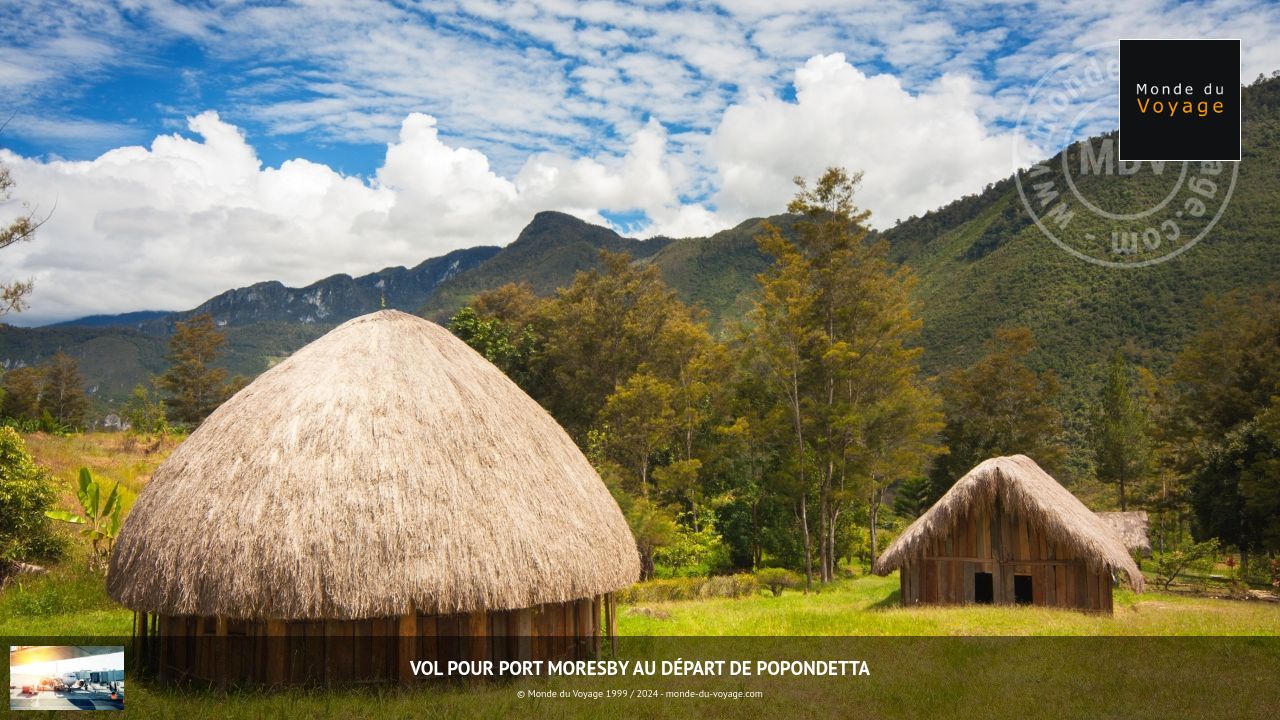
[
  {"xmin": 1096, "ymin": 511, "xmax": 1152, "ymax": 556},
  {"xmin": 874, "ymin": 455, "xmax": 1143, "ymax": 591},
  {"xmin": 108, "ymin": 310, "xmax": 640, "ymax": 620}
]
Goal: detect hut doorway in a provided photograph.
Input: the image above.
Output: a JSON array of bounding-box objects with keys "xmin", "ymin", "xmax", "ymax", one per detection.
[
  {"xmin": 1014, "ymin": 574, "xmax": 1033, "ymax": 604},
  {"xmin": 974, "ymin": 572, "xmax": 994, "ymax": 604}
]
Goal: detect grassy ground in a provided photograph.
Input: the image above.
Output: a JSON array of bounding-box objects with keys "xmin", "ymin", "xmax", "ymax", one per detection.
[
  {"xmin": 22, "ymin": 430, "xmax": 181, "ymax": 515},
  {"xmin": 4, "ymin": 432, "xmax": 1278, "ymax": 717},
  {"xmin": 618, "ymin": 575, "xmax": 1280, "ymax": 636}
]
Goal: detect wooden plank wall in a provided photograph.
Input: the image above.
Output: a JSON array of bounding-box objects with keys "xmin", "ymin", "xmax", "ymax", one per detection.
[
  {"xmin": 898, "ymin": 505, "xmax": 1115, "ymax": 613},
  {"xmin": 143, "ymin": 595, "xmax": 605, "ymax": 686}
]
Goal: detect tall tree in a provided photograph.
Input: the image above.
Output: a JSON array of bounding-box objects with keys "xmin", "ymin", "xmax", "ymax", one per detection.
[
  {"xmin": 929, "ymin": 326, "xmax": 1066, "ymax": 500},
  {"xmin": 41, "ymin": 352, "xmax": 88, "ymax": 429},
  {"xmin": 1090, "ymin": 351, "xmax": 1153, "ymax": 510},
  {"xmin": 1168, "ymin": 290, "xmax": 1280, "ymax": 568},
  {"xmin": 539, "ymin": 252, "xmax": 684, "ymax": 436},
  {"xmin": 157, "ymin": 313, "xmax": 235, "ymax": 426},
  {"xmin": 599, "ymin": 372, "xmax": 677, "ymax": 498},
  {"xmin": 1, "ymin": 366, "xmax": 44, "ymax": 421},
  {"xmin": 748, "ymin": 168, "xmax": 942, "ymax": 585}
]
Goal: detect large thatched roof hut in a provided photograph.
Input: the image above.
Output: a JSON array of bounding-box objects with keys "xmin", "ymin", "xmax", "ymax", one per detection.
[
  {"xmin": 108, "ymin": 310, "xmax": 639, "ymax": 685},
  {"xmin": 874, "ymin": 455, "xmax": 1142, "ymax": 613}
]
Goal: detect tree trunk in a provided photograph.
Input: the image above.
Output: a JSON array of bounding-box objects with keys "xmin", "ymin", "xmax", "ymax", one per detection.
[{"xmin": 798, "ymin": 498, "xmax": 813, "ymax": 593}]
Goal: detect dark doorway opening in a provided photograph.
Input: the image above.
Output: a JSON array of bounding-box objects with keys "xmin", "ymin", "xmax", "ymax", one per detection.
[
  {"xmin": 1014, "ymin": 574, "xmax": 1033, "ymax": 604},
  {"xmin": 974, "ymin": 572, "xmax": 994, "ymax": 604}
]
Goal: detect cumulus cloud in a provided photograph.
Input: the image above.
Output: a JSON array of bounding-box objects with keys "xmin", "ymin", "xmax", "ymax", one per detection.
[
  {"xmin": 0, "ymin": 110, "xmax": 712, "ymax": 325},
  {"xmin": 710, "ymin": 54, "xmax": 1041, "ymax": 226}
]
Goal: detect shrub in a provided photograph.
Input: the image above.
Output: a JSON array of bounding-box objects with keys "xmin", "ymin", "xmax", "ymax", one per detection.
[
  {"xmin": 0, "ymin": 427, "xmax": 65, "ymax": 579},
  {"xmin": 755, "ymin": 567, "xmax": 802, "ymax": 597},
  {"xmin": 616, "ymin": 573, "xmax": 759, "ymax": 604},
  {"xmin": 653, "ymin": 521, "xmax": 732, "ymax": 578},
  {"xmin": 1153, "ymin": 539, "xmax": 1220, "ymax": 591}
]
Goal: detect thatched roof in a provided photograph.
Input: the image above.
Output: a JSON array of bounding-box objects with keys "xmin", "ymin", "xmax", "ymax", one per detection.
[
  {"xmin": 108, "ymin": 310, "xmax": 639, "ymax": 620},
  {"xmin": 874, "ymin": 455, "xmax": 1143, "ymax": 591},
  {"xmin": 1096, "ymin": 511, "xmax": 1152, "ymax": 556}
]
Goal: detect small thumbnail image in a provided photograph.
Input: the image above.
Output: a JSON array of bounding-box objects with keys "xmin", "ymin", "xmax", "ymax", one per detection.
[{"xmin": 9, "ymin": 646, "xmax": 124, "ymax": 711}]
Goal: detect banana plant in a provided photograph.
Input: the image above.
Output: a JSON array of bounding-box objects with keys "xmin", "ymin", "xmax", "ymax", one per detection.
[{"xmin": 45, "ymin": 468, "xmax": 123, "ymax": 571}]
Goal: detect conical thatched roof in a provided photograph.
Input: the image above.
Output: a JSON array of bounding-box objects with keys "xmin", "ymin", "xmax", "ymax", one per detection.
[
  {"xmin": 1096, "ymin": 511, "xmax": 1152, "ymax": 556},
  {"xmin": 874, "ymin": 455, "xmax": 1143, "ymax": 591},
  {"xmin": 108, "ymin": 310, "xmax": 640, "ymax": 620}
]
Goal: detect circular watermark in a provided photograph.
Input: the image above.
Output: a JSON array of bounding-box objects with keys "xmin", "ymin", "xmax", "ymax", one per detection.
[{"xmin": 1013, "ymin": 41, "xmax": 1238, "ymax": 268}]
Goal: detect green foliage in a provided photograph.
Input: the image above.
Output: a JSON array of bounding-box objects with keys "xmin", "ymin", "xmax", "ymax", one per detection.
[
  {"xmin": 929, "ymin": 326, "xmax": 1066, "ymax": 499},
  {"xmin": 746, "ymin": 167, "xmax": 942, "ymax": 585},
  {"xmin": 1090, "ymin": 352, "xmax": 1154, "ymax": 510},
  {"xmin": 157, "ymin": 313, "xmax": 236, "ymax": 426},
  {"xmin": 653, "ymin": 519, "xmax": 731, "ymax": 578},
  {"xmin": 891, "ymin": 476, "xmax": 933, "ymax": 519},
  {"xmin": 0, "ymin": 427, "xmax": 64, "ymax": 574},
  {"xmin": 1, "ymin": 365, "xmax": 44, "ymax": 421},
  {"xmin": 1153, "ymin": 538, "xmax": 1221, "ymax": 591},
  {"xmin": 44, "ymin": 467, "xmax": 122, "ymax": 572},
  {"xmin": 754, "ymin": 567, "xmax": 802, "ymax": 596},
  {"xmin": 122, "ymin": 383, "xmax": 169, "ymax": 434},
  {"xmin": 40, "ymin": 352, "xmax": 89, "ymax": 430},
  {"xmin": 1168, "ymin": 290, "xmax": 1280, "ymax": 561}
]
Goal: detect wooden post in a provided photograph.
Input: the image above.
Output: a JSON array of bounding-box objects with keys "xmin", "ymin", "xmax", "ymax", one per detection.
[
  {"xmin": 398, "ymin": 608, "xmax": 418, "ymax": 684},
  {"xmin": 591, "ymin": 596, "xmax": 601, "ymax": 658},
  {"xmin": 607, "ymin": 594, "xmax": 617, "ymax": 656},
  {"xmin": 512, "ymin": 608, "xmax": 532, "ymax": 662},
  {"xmin": 468, "ymin": 611, "xmax": 488, "ymax": 664},
  {"xmin": 266, "ymin": 620, "xmax": 287, "ymax": 686},
  {"xmin": 215, "ymin": 616, "xmax": 228, "ymax": 687}
]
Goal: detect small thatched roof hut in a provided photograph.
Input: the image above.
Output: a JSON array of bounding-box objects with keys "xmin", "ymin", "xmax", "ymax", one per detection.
[
  {"xmin": 1096, "ymin": 511, "xmax": 1152, "ymax": 556},
  {"xmin": 109, "ymin": 310, "xmax": 639, "ymax": 684},
  {"xmin": 875, "ymin": 455, "xmax": 1141, "ymax": 612}
]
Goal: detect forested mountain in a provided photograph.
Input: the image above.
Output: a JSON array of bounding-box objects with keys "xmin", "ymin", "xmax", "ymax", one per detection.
[{"xmin": 7, "ymin": 76, "xmax": 1279, "ymax": 422}]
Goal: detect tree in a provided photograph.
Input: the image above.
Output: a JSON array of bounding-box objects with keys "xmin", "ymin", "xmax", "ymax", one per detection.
[
  {"xmin": 1090, "ymin": 351, "xmax": 1154, "ymax": 510},
  {"xmin": 539, "ymin": 252, "xmax": 685, "ymax": 437},
  {"xmin": 1, "ymin": 365, "xmax": 44, "ymax": 421},
  {"xmin": 448, "ymin": 282, "xmax": 544, "ymax": 389},
  {"xmin": 157, "ymin": 313, "xmax": 235, "ymax": 426},
  {"xmin": 0, "ymin": 158, "xmax": 42, "ymax": 317},
  {"xmin": 747, "ymin": 168, "xmax": 942, "ymax": 586},
  {"xmin": 0, "ymin": 427, "xmax": 63, "ymax": 580},
  {"xmin": 929, "ymin": 326, "xmax": 1066, "ymax": 500},
  {"xmin": 121, "ymin": 383, "xmax": 168, "ymax": 435},
  {"xmin": 1167, "ymin": 290, "xmax": 1280, "ymax": 569},
  {"xmin": 600, "ymin": 372, "xmax": 677, "ymax": 498},
  {"xmin": 40, "ymin": 352, "xmax": 88, "ymax": 430}
]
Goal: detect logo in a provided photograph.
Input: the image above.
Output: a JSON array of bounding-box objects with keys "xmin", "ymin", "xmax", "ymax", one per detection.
[{"xmin": 1014, "ymin": 42, "xmax": 1238, "ymax": 268}]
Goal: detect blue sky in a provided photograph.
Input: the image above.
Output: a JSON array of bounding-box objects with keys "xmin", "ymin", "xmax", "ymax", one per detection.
[{"xmin": 2, "ymin": 1, "xmax": 1278, "ymax": 324}]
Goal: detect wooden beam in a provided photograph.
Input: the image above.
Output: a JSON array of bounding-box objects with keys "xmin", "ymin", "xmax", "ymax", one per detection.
[{"xmin": 398, "ymin": 608, "xmax": 418, "ymax": 684}]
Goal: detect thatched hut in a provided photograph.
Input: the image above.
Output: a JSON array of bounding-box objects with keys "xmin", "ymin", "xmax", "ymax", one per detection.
[
  {"xmin": 874, "ymin": 455, "xmax": 1142, "ymax": 613},
  {"xmin": 1096, "ymin": 511, "xmax": 1152, "ymax": 556},
  {"xmin": 108, "ymin": 310, "xmax": 639, "ymax": 685}
]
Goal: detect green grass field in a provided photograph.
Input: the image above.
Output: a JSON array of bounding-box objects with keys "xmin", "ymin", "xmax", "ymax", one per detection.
[{"xmin": 4, "ymin": 433, "xmax": 1278, "ymax": 718}]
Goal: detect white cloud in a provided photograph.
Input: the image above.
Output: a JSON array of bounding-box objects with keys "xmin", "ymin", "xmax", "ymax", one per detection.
[
  {"xmin": 709, "ymin": 54, "xmax": 1040, "ymax": 227},
  {"xmin": 0, "ymin": 110, "xmax": 710, "ymax": 325}
]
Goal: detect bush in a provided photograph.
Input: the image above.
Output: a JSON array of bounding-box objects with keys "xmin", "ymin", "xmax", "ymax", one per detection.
[
  {"xmin": 755, "ymin": 567, "xmax": 802, "ymax": 597},
  {"xmin": 616, "ymin": 573, "xmax": 759, "ymax": 604},
  {"xmin": 653, "ymin": 521, "xmax": 732, "ymax": 578},
  {"xmin": 0, "ymin": 427, "xmax": 65, "ymax": 578},
  {"xmin": 1153, "ymin": 539, "xmax": 1220, "ymax": 591}
]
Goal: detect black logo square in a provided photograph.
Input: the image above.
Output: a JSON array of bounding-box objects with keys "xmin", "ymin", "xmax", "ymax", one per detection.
[{"xmin": 1119, "ymin": 39, "xmax": 1240, "ymax": 161}]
